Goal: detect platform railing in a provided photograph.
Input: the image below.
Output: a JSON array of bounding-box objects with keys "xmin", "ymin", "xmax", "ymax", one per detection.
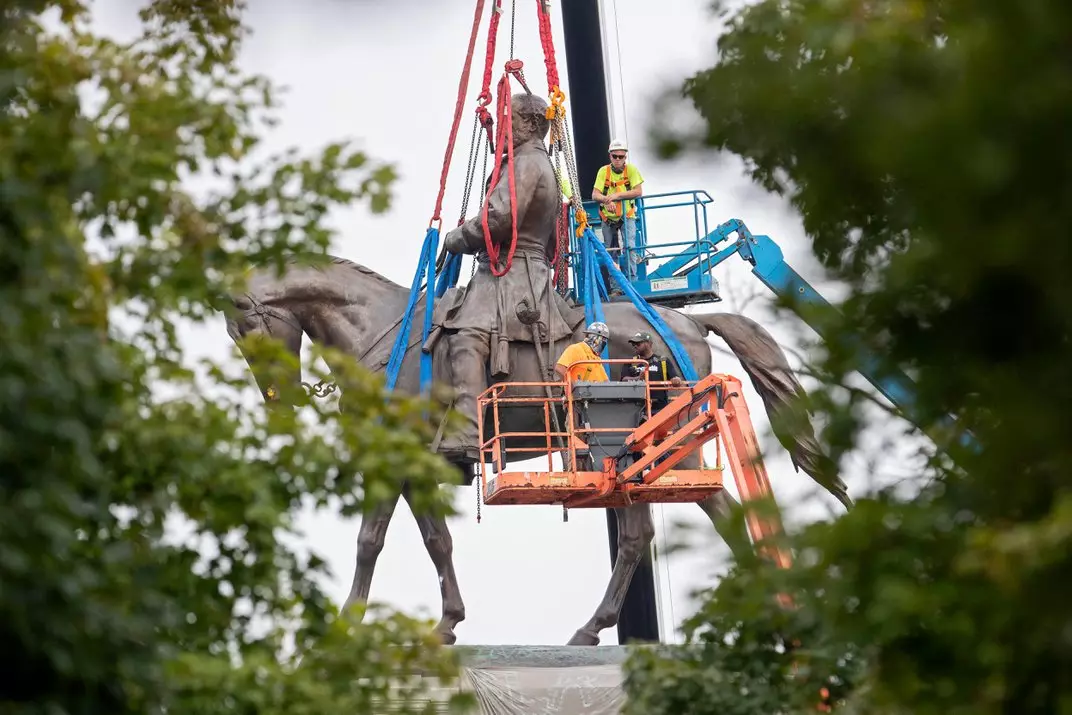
[
  {"xmin": 476, "ymin": 359, "xmax": 690, "ymax": 477},
  {"xmin": 566, "ymin": 189, "xmax": 717, "ymax": 296}
]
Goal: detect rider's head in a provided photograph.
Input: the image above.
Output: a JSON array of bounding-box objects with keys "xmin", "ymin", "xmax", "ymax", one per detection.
[
  {"xmin": 583, "ymin": 321, "xmax": 610, "ymax": 353},
  {"xmin": 512, "ymin": 93, "xmax": 551, "ymax": 146}
]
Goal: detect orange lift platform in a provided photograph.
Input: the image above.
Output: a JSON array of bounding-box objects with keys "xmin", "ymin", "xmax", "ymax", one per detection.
[{"xmin": 476, "ymin": 361, "xmax": 791, "ymax": 564}]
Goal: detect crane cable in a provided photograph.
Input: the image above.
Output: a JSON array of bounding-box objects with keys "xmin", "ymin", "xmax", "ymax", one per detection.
[
  {"xmin": 609, "ymin": 0, "xmax": 676, "ymax": 632},
  {"xmin": 611, "ymin": 0, "xmax": 630, "ymax": 147}
]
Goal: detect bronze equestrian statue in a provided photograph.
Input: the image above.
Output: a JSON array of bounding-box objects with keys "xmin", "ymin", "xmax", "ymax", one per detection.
[
  {"xmin": 220, "ymin": 93, "xmax": 851, "ymax": 646},
  {"xmin": 436, "ymin": 92, "xmax": 575, "ymax": 477}
]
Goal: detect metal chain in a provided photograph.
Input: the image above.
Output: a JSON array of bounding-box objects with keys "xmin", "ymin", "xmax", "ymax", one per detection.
[
  {"xmin": 549, "ymin": 112, "xmax": 581, "ymax": 210},
  {"xmin": 459, "ymin": 107, "xmax": 491, "ymax": 223},
  {"xmin": 301, "ymin": 379, "xmax": 338, "ymax": 398},
  {"xmin": 481, "ymin": 129, "xmax": 491, "ymax": 201},
  {"xmin": 457, "ymin": 113, "xmax": 483, "ymax": 222},
  {"xmin": 550, "ymin": 128, "xmax": 575, "ymax": 211},
  {"xmin": 502, "ymin": 0, "xmax": 534, "ymax": 94},
  {"xmin": 513, "ymin": 67, "xmax": 532, "ymax": 94},
  {"xmin": 549, "ymin": 141, "xmax": 573, "ymax": 296},
  {"xmin": 552, "ymin": 112, "xmax": 585, "ymax": 217},
  {"xmin": 509, "ymin": 0, "xmax": 516, "ymax": 58},
  {"xmin": 455, "ymin": 95, "xmax": 496, "ymax": 281},
  {"xmin": 470, "ymin": 131, "xmax": 492, "ymax": 280},
  {"xmin": 475, "ymin": 462, "xmax": 483, "ymax": 523}
]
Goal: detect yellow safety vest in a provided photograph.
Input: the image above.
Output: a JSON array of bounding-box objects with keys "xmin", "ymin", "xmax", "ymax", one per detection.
[{"xmin": 598, "ymin": 164, "xmax": 637, "ymax": 222}]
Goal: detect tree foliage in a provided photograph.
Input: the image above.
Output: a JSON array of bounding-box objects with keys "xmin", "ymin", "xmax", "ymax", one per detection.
[
  {"xmin": 2, "ymin": 2, "xmax": 472, "ymax": 713},
  {"xmin": 627, "ymin": 1, "xmax": 1072, "ymax": 713}
]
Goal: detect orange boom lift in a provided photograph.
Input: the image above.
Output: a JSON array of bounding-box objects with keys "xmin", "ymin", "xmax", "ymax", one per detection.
[{"xmin": 476, "ymin": 360, "xmax": 792, "ymax": 570}]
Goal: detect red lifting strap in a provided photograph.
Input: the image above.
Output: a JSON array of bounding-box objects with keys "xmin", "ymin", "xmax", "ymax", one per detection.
[
  {"xmin": 443, "ymin": 0, "xmax": 563, "ymax": 275},
  {"xmin": 479, "ymin": 2, "xmax": 502, "ymax": 107},
  {"xmin": 480, "ymin": 64, "xmax": 524, "ymax": 277},
  {"xmin": 430, "ymin": 0, "xmax": 488, "ymax": 224},
  {"xmin": 535, "ymin": 0, "xmax": 560, "ymax": 92},
  {"xmin": 476, "ymin": 1, "xmax": 502, "ymax": 148},
  {"xmin": 478, "ymin": 0, "xmax": 565, "ymax": 277}
]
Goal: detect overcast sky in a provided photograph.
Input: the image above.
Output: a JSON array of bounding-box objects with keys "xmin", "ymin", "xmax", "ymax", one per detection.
[{"xmin": 88, "ymin": 0, "xmax": 926, "ymax": 646}]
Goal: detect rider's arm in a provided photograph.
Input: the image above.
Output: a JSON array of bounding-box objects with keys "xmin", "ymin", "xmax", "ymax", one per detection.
[{"xmin": 554, "ymin": 362, "xmax": 569, "ymax": 381}]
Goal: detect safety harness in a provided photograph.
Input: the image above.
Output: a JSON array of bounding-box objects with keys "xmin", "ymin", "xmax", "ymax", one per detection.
[
  {"xmin": 629, "ymin": 355, "xmax": 670, "ymax": 381},
  {"xmin": 598, "ymin": 164, "xmax": 636, "ymax": 222}
]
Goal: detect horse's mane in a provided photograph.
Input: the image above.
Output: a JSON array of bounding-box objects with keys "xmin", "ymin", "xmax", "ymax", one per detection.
[
  {"xmin": 318, "ymin": 254, "xmax": 400, "ymax": 290},
  {"xmin": 247, "ymin": 252, "xmax": 403, "ymax": 291}
]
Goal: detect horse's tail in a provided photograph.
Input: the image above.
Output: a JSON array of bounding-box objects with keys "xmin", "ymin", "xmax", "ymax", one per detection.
[{"xmin": 688, "ymin": 312, "xmax": 852, "ymax": 510}]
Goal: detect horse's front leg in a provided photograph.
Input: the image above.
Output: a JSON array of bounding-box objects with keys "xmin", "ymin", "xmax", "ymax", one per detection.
[
  {"xmin": 403, "ymin": 488, "xmax": 466, "ymax": 645},
  {"xmin": 567, "ymin": 504, "xmax": 656, "ymax": 646},
  {"xmin": 343, "ymin": 493, "xmax": 400, "ymax": 615}
]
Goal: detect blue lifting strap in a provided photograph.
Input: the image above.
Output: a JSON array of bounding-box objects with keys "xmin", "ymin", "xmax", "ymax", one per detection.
[
  {"xmin": 435, "ymin": 252, "xmax": 463, "ymax": 298},
  {"xmin": 384, "ymin": 227, "xmax": 462, "ymax": 393},
  {"xmin": 577, "ymin": 229, "xmax": 609, "ymax": 313},
  {"xmin": 578, "ymin": 228, "xmax": 699, "ymax": 382},
  {"xmin": 577, "ymin": 231, "xmax": 611, "ymax": 381},
  {"xmin": 579, "ymin": 230, "xmax": 607, "ymax": 331}
]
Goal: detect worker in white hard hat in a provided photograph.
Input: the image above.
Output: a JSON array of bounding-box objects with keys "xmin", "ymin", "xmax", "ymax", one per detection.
[
  {"xmin": 591, "ymin": 139, "xmax": 644, "ymax": 289},
  {"xmin": 554, "ymin": 321, "xmax": 610, "ymax": 383}
]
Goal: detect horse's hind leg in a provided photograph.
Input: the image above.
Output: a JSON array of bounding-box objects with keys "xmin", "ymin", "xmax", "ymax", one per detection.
[
  {"xmin": 568, "ymin": 504, "xmax": 656, "ymax": 646},
  {"xmin": 342, "ymin": 493, "xmax": 400, "ymax": 615},
  {"xmin": 697, "ymin": 489, "xmax": 754, "ymax": 562},
  {"xmin": 404, "ymin": 488, "xmax": 466, "ymax": 645}
]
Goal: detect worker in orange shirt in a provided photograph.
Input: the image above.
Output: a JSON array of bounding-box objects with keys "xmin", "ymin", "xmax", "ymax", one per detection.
[
  {"xmin": 554, "ymin": 321, "xmax": 610, "ymax": 383},
  {"xmin": 555, "ymin": 322, "xmax": 610, "ymax": 471}
]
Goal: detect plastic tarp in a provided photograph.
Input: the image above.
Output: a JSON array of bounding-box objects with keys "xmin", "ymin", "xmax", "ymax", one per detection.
[
  {"xmin": 389, "ymin": 646, "xmax": 631, "ymax": 714},
  {"xmin": 464, "ymin": 664, "xmax": 624, "ymax": 714}
]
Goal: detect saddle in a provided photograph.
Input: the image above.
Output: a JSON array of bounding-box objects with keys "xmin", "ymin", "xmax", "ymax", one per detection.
[
  {"xmin": 425, "ymin": 284, "xmax": 585, "ymax": 354},
  {"xmin": 357, "ymin": 284, "xmax": 586, "ymax": 400}
]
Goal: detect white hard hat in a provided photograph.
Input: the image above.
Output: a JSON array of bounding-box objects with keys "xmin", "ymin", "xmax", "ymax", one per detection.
[
  {"xmin": 608, "ymin": 139, "xmax": 628, "ymax": 153},
  {"xmin": 584, "ymin": 321, "xmax": 610, "ymax": 339}
]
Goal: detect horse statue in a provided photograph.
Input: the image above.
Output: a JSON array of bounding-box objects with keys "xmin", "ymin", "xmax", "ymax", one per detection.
[{"xmin": 220, "ymin": 254, "xmax": 851, "ymax": 646}]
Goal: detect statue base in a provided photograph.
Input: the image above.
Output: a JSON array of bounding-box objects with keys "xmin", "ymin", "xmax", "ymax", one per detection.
[{"xmin": 408, "ymin": 645, "xmax": 636, "ymax": 714}]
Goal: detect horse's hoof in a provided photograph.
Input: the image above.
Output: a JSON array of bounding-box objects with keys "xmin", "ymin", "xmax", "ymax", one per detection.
[
  {"xmin": 435, "ymin": 626, "xmax": 458, "ymax": 646},
  {"xmin": 567, "ymin": 630, "xmax": 600, "ymax": 646}
]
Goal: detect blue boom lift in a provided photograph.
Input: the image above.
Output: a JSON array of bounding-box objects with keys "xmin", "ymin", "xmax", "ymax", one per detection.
[{"xmin": 568, "ymin": 189, "xmax": 923, "ymax": 421}]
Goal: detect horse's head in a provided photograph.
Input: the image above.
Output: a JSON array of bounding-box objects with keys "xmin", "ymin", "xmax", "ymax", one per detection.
[
  {"xmin": 220, "ymin": 288, "xmax": 305, "ymax": 405},
  {"xmin": 216, "ymin": 254, "xmax": 407, "ymax": 406}
]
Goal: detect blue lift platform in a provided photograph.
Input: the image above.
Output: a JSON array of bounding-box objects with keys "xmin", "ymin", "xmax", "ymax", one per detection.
[
  {"xmin": 566, "ymin": 188, "xmax": 932, "ymax": 433},
  {"xmin": 568, "ymin": 188, "xmax": 828, "ymax": 312},
  {"xmin": 569, "ymin": 189, "xmax": 724, "ymax": 308}
]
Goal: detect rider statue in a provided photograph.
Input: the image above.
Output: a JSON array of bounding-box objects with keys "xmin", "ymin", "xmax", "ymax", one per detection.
[{"xmin": 436, "ymin": 92, "xmax": 575, "ymax": 475}]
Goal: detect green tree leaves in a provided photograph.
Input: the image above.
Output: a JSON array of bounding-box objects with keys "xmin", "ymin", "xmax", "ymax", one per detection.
[
  {"xmin": 628, "ymin": 1, "xmax": 1072, "ymax": 712},
  {"xmin": 1, "ymin": 3, "xmax": 471, "ymax": 714}
]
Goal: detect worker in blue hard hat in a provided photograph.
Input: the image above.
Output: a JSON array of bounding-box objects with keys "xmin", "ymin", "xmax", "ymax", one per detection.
[
  {"xmin": 554, "ymin": 321, "xmax": 610, "ymax": 383},
  {"xmin": 591, "ymin": 139, "xmax": 644, "ymax": 288}
]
